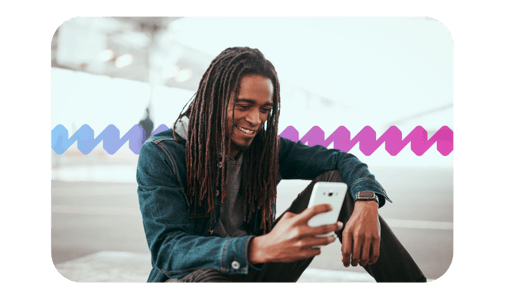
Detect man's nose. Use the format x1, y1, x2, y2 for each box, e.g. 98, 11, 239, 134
245, 110, 262, 125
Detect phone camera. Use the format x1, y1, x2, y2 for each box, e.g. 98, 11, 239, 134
328, 191, 334, 197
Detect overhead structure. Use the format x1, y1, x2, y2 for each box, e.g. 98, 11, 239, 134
51, 17, 210, 92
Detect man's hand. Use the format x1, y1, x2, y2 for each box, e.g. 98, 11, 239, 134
248, 204, 344, 264
341, 200, 380, 267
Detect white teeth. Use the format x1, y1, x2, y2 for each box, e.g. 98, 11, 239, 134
237, 125, 255, 135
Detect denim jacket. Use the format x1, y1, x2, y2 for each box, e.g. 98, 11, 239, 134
136, 128, 390, 282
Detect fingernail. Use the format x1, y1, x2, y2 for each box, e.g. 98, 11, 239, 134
337, 222, 343, 227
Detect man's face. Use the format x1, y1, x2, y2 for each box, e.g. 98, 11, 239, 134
226, 74, 274, 158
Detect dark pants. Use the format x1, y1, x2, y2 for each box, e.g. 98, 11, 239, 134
175, 171, 426, 282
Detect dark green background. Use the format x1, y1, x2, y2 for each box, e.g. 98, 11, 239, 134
1, 0, 502, 295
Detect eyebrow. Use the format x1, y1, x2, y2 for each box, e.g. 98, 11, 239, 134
236, 98, 274, 107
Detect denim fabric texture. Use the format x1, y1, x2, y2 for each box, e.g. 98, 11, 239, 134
136, 128, 390, 282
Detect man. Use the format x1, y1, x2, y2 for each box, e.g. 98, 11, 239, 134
136, 47, 426, 282
138, 107, 154, 142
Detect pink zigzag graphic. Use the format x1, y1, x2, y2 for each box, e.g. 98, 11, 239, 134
279, 125, 453, 156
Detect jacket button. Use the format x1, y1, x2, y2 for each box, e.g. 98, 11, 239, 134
231, 261, 240, 270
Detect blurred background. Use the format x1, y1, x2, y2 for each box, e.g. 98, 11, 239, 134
51, 17, 453, 281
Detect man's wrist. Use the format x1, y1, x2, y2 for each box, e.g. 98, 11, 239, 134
353, 198, 379, 213
248, 236, 268, 265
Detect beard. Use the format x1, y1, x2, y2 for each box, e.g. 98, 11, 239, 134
231, 140, 251, 153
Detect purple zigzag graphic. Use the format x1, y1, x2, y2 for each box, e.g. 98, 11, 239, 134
279, 125, 453, 156
52, 124, 453, 155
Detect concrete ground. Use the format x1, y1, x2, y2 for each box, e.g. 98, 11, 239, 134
55, 251, 378, 282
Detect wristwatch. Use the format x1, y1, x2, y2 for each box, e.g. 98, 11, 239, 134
353, 191, 379, 205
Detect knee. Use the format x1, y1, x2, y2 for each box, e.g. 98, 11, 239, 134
314, 170, 343, 183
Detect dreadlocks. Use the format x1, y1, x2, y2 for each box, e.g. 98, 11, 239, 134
173, 47, 281, 234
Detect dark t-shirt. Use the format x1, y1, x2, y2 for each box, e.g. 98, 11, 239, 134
210, 154, 248, 238
174, 117, 248, 238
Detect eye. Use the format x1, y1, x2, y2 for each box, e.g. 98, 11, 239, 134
261, 108, 272, 114
237, 104, 250, 110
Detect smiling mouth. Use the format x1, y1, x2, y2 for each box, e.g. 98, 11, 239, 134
236, 125, 256, 135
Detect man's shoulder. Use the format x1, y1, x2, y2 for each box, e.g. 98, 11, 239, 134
137, 128, 188, 188
278, 135, 301, 155
148, 128, 181, 142
141, 128, 186, 158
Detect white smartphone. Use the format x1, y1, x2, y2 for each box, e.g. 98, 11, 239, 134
307, 182, 347, 230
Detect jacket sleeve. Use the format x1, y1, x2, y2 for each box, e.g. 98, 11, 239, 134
136, 140, 261, 279
278, 136, 391, 207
